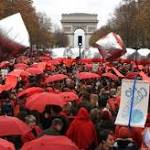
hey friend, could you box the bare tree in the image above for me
[52,29,69,47]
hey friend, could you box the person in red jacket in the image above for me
[66,107,97,150]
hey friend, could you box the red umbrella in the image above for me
[0,116,31,136]
[39,56,51,62]
[46,62,56,71]
[80,58,93,64]
[48,59,61,65]
[0,138,15,150]
[0,61,9,68]
[77,72,100,80]
[102,72,118,80]
[7,69,31,78]
[26,67,43,75]
[84,63,93,70]
[25,92,66,112]
[14,63,28,69]
[45,74,68,83]
[31,62,46,71]
[7,69,23,77]
[63,59,74,67]
[17,87,45,98]
[4,76,18,90]
[0,75,18,93]
[16,56,30,64]
[125,72,139,79]
[112,67,124,78]
[21,135,79,150]
[139,71,150,83]
[59,92,79,102]
[20,70,31,77]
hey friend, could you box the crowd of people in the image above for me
[0,50,149,150]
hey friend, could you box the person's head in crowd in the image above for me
[80,90,90,101]
[101,109,112,121]
[98,95,109,108]
[29,76,37,86]
[65,78,72,86]
[96,80,101,90]
[101,78,108,87]
[116,86,121,96]
[18,87,23,93]
[90,94,99,107]
[110,82,116,88]
[1,97,14,116]
[67,81,75,90]
[62,103,72,115]
[103,86,110,96]
[17,108,29,122]
[98,129,114,150]
[110,88,117,97]
[9,92,16,100]
[25,115,37,127]
[90,107,100,123]
[86,84,93,92]
[51,118,64,132]
[0,91,9,99]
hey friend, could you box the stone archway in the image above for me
[61,13,98,48]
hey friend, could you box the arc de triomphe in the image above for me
[61,13,98,48]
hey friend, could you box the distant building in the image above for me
[61,13,98,48]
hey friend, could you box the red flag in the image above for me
[96,32,126,61]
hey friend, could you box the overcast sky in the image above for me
[33,0,123,29]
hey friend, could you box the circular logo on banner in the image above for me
[131,109,144,123]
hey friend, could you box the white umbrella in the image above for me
[0,13,30,47]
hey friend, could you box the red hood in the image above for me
[76,107,89,120]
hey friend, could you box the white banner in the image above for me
[115,79,149,127]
